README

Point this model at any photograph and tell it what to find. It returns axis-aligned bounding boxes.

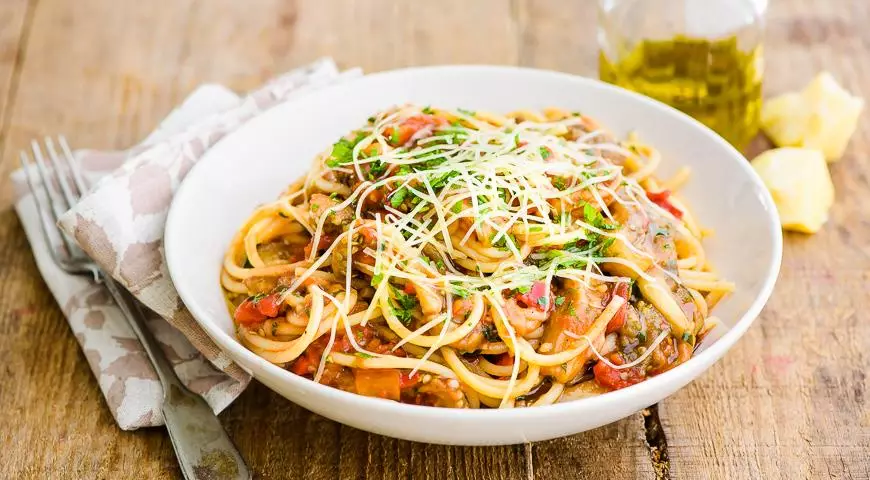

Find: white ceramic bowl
[165,66,782,445]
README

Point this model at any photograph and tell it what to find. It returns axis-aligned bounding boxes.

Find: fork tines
[19,136,94,271]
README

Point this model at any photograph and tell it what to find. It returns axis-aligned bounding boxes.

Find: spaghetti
[221,105,733,408]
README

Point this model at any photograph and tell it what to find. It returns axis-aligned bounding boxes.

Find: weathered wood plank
[659,1,870,478]
[514,0,598,76]
[532,416,657,479]
[0,0,306,478]
[0,3,168,480]
[222,382,529,480]
[0,0,30,127]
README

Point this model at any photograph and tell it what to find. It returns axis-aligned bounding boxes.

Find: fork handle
[102,278,251,480]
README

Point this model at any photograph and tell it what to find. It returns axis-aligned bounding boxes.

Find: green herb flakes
[390,187,408,208]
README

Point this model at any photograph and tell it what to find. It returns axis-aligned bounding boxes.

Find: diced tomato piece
[403,282,416,294]
[593,356,646,390]
[399,372,420,389]
[234,300,266,324]
[383,115,444,146]
[354,368,401,401]
[234,293,282,325]
[515,281,549,311]
[290,353,315,376]
[333,336,353,354]
[365,189,384,207]
[254,294,281,317]
[354,252,376,266]
[304,232,336,257]
[645,190,669,202]
[645,189,684,219]
[333,326,377,354]
[354,325,377,344]
[606,282,630,334]
[358,226,378,245]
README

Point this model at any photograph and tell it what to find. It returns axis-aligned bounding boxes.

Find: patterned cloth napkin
[12,58,362,430]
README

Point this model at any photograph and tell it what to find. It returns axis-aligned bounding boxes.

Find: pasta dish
[220,105,732,408]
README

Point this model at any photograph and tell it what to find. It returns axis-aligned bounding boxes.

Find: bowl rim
[165,64,783,421]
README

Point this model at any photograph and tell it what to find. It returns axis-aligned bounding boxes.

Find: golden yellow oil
[600,35,763,150]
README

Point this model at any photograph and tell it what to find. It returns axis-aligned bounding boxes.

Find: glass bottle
[598,0,767,151]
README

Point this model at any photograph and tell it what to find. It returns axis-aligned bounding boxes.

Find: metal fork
[20,137,251,480]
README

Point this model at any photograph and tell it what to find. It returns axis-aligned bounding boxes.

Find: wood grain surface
[0,0,868,479]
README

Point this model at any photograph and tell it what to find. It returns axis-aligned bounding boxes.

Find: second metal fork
[20,137,250,480]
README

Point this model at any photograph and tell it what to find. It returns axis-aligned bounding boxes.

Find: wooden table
[1,1,868,478]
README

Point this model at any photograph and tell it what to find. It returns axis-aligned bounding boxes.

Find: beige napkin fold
[13,58,362,429]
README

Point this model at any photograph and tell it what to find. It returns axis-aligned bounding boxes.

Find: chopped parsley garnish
[539,146,552,159]
[552,176,567,190]
[637,331,647,343]
[422,105,434,114]
[554,296,565,306]
[390,287,418,326]
[427,170,459,190]
[326,132,366,167]
[491,232,518,251]
[451,201,463,213]
[451,282,471,298]
[431,129,466,147]
[368,160,387,179]
[390,187,408,208]
[582,203,616,230]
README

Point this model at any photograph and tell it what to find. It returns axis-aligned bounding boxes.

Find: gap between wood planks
[0,0,38,160]
[642,405,672,480]
[523,406,671,480]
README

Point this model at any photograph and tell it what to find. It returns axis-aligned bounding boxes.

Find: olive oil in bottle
[600,35,763,150]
